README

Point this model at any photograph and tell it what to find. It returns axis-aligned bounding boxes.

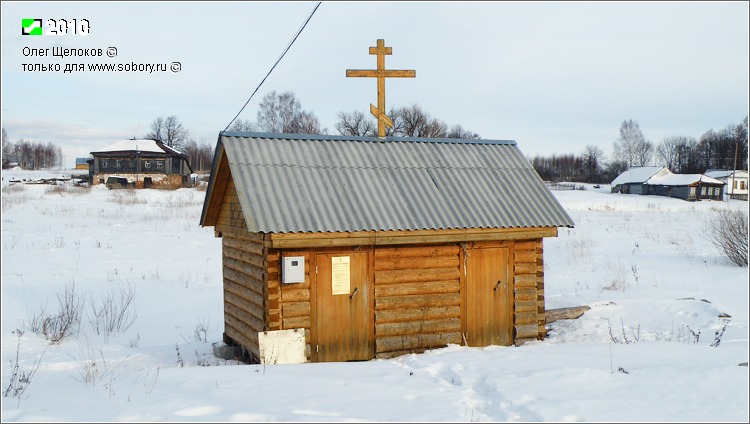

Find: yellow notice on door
[331,256,351,295]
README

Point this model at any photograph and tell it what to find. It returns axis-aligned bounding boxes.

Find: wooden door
[314,252,372,362]
[466,247,512,346]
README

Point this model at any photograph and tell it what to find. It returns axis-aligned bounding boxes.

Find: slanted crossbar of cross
[346,39,416,138]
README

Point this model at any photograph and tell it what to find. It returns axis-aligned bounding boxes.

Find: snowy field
[1,168,748,422]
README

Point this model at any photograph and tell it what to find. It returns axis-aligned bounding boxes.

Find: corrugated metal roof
[214,132,574,233]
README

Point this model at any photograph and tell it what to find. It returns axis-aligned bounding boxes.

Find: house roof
[611,166,667,186]
[645,173,725,186]
[705,170,749,179]
[200,131,575,234]
[91,139,185,156]
[75,158,89,164]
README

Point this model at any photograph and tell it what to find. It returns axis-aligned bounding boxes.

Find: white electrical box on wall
[282,256,305,284]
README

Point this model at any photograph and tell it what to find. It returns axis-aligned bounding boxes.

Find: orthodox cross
[346,39,416,138]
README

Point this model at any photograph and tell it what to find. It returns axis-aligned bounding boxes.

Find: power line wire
[222,2,322,134]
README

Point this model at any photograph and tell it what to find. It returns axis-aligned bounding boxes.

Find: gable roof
[201,132,575,233]
[91,139,185,156]
[611,166,669,186]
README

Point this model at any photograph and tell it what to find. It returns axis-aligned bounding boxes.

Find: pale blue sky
[2,1,748,168]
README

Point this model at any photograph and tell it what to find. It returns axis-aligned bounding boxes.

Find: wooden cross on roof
[346,39,416,138]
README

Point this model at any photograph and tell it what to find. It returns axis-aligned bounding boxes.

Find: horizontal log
[514,275,537,288]
[224,290,264,322]
[514,313,539,326]
[514,287,537,301]
[514,250,538,264]
[468,241,511,249]
[224,327,259,358]
[513,263,538,275]
[374,280,459,297]
[376,293,461,310]
[281,301,310,318]
[375,306,460,324]
[224,245,265,270]
[375,245,459,259]
[515,299,538,313]
[225,304,265,335]
[224,278,264,304]
[282,316,311,329]
[376,318,461,337]
[515,324,539,339]
[225,316,260,352]
[224,257,266,282]
[223,267,264,294]
[281,287,310,302]
[223,228,265,243]
[376,267,460,285]
[223,236,264,256]
[545,306,591,324]
[270,228,557,249]
[514,240,540,250]
[376,332,462,353]
[374,256,459,271]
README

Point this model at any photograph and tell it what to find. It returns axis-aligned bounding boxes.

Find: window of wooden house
[115,160,122,169]
[144,160,151,169]
[156,160,164,170]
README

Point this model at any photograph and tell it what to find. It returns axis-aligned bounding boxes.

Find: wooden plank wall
[373,245,463,359]
[512,239,545,344]
[271,251,313,361]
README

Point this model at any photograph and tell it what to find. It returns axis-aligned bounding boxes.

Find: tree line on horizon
[2,128,63,170]
[2,90,747,179]
[531,117,748,184]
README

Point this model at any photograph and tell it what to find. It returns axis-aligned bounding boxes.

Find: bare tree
[394,104,448,138]
[228,118,256,133]
[290,110,322,134]
[256,91,321,134]
[178,139,214,172]
[613,119,653,167]
[447,125,480,139]
[335,110,376,136]
[705,209,748,267]
[581,144,604,183]
[145,116,189,149]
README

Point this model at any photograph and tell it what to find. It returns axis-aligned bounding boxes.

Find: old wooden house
[612,166,725,201]
[89,139,192,189]
[200,131,575,363]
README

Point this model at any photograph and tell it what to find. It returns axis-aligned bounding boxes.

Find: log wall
[216,177,266,362]
[512,239,546,344]
[373,245,463,359]
[270,250,313,361]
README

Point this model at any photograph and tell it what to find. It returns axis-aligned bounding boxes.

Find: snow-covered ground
[1,168,748,422]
